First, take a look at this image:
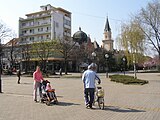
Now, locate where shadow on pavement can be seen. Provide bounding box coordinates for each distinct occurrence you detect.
[21,82,33,85]
[51,101,80,106]
[103,106,146,113]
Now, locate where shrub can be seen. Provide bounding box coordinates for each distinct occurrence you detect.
[109,74,148,85]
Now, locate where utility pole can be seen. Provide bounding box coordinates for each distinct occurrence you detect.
[0,39,2,93]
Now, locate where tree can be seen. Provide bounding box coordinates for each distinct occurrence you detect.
[55,37,76,74]
[0,20,16,70]
[0,20,14,92]
[21,43,31,73]
[135,0,160,67]
[31,40,57,73]
[0,21,13,43]
[118,20,145,65]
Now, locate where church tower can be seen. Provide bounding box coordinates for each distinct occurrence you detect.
[102,17,114,51]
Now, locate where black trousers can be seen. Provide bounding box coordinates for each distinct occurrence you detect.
[84,88,95,106]
[17,76,20,83]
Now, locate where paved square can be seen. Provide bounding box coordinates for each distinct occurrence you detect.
[0,72,160,120]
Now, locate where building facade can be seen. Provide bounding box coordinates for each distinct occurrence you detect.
[19,4,71,44]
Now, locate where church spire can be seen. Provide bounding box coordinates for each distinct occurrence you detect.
[104,17,111,32]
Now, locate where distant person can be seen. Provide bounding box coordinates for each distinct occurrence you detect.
[82,63,101,109]
[17,69,21,84]
[59,68,62,76]
[33,66,44,102]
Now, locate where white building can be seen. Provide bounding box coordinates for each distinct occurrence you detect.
[19,4,71,44]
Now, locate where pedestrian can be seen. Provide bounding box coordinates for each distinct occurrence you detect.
[17,69,21,84]
[33,66,44,102]
[59,68,62,76]
[82,63,101,109]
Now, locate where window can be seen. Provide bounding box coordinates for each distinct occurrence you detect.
[22,23,26,26]
[46,35,50,39]
[30,29,34,33]
[41,36,43,39]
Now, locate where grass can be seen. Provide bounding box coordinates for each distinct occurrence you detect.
[109,74,149,85]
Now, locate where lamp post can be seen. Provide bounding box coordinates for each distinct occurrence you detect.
[133,53,137,79]
[92,52,96,63]
[0,39,2,93]
[122,57,126,75]
[105,54,109,78]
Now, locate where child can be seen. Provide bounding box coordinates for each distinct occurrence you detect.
[45,82,57,101]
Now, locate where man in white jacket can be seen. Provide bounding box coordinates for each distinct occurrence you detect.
[82,63,101,109]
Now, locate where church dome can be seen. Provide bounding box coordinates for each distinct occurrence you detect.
[73,27,87,44]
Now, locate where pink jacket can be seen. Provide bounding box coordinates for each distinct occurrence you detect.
[33,70,44,82]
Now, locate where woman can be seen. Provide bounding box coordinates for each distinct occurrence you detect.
[33,66,44,102]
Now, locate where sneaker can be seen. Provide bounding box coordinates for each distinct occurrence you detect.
[86,104,90,108]
[89,105,93,109]
[34,99,38,103]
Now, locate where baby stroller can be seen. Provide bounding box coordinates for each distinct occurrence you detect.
[41,80,58,106]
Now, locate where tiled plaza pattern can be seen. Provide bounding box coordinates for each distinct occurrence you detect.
[0,72,160,120]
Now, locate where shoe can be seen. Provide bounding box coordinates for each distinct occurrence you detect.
[89,104,92,109]
[86,104,90,108]
[34,99,38,103]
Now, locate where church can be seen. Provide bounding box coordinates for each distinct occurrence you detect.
[102,17,114,51]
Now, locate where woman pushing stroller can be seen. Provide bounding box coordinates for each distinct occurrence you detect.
[33,66,44,102]
[33,66,58,105]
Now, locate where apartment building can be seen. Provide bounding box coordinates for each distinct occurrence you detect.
[19,4,71,44]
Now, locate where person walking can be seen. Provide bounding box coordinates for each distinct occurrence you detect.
[17,69,21,84]
[59,68,62,76]
[33,66,44,102]
[82,63,101,109]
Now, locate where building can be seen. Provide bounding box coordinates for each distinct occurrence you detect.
[102,17,114,51]
[19,4,71,44]
[2,4,72,73]
[2,38,21,70]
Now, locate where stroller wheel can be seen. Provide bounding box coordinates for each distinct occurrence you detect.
[46,101,51,106]
[53,100,58,104]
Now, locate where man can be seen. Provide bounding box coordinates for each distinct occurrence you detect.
[82,63,101,109]
[17,69,21,84]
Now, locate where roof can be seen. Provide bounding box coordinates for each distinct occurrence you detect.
[5,38,20,47]
[73,27,88,44]
[104,17,111,32]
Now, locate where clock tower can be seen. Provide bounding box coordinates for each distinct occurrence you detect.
[102,17,114,51]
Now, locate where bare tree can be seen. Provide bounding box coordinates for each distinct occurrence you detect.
[0,21,16,70]
[0,21,12,43]
[0,20,14,92]
[136,0,160,60]
[55,37,76,74]
[21,43,31,73]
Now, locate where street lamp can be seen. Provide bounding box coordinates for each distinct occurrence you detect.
[122,57,126,75]
[92,52,96,63]
[105,54,109,78]
[0,39,2,93]
[133,53,137,79]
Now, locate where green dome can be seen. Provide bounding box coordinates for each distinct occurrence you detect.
[73,27,87,44]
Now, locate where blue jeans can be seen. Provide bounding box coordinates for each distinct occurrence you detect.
[84,88,95,107]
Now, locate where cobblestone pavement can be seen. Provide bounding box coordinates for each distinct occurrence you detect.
[0,72,160,120]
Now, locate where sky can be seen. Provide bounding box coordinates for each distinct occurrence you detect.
[0,0,150,49]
